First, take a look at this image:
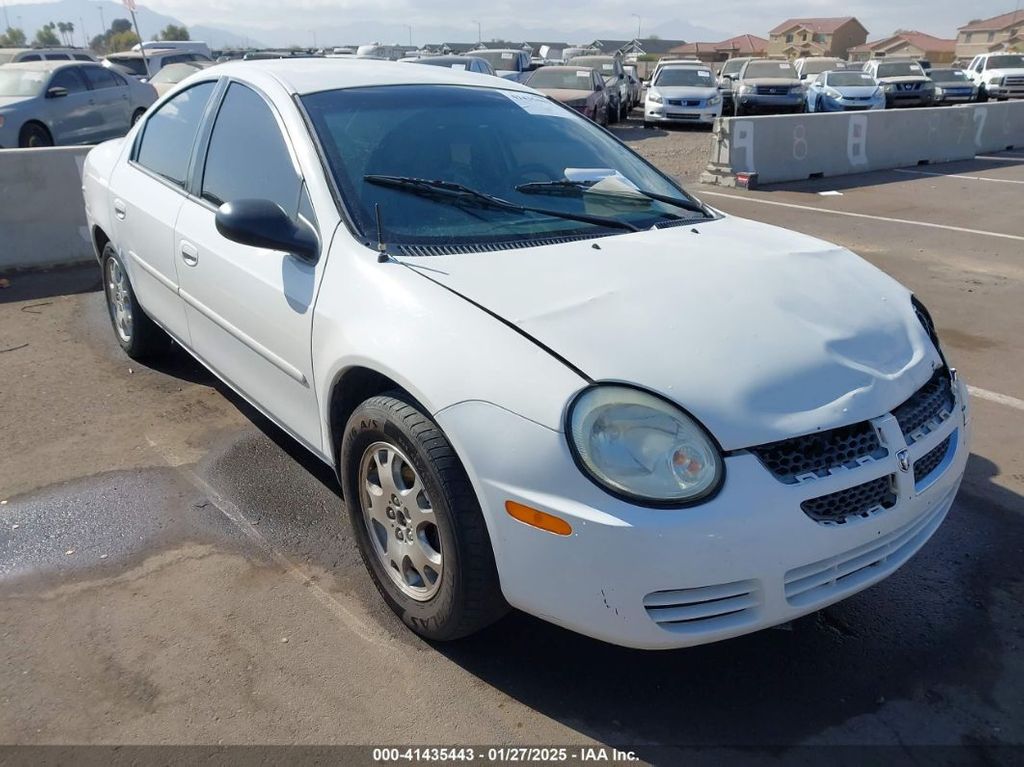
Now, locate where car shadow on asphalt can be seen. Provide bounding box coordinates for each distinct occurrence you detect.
[432,452,1023,752]
[0,264,102,305]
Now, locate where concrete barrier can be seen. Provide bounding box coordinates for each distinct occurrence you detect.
[0,146,94,272]
[701,101,1024,186]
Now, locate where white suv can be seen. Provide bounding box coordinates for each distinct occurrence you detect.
[964,52,1024,101]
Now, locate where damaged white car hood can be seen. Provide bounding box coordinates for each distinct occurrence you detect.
[403,214,940,450]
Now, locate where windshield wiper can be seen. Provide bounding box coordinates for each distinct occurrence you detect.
[364,175,639,232]
[515,179,711,218]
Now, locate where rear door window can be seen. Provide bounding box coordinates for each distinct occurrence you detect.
[81,66,120,90]
[50,67,89,94]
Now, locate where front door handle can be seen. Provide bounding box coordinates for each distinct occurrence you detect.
[113,200,126,220]
[180,241,199,267]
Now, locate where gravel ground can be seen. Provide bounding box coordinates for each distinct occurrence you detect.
[612,112,714,185]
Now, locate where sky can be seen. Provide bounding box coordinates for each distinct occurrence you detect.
[4,0,1020,45]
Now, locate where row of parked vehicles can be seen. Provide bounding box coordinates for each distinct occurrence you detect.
[642,52,1024,128]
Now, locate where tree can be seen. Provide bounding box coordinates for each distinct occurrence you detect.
[34,23,61,47]
[158,24,189,41]
[56,21,75,46]
[108,30,140,52]
[111,19,133,35]
[0,27,28,46]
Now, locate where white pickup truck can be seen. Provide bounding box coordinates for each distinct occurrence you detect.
[964,52,1024,101]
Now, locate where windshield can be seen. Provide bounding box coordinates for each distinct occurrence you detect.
[720,59,746,76]
[528,68,595,89]
[150,63,200,84]
[743,61,796,78]
[569,57,617,76]
[654,67,714,87]
[302,85,704,247]
[989,55,1024,69]
[106,56,148,76]
[876,62,924,78]
[474,50,520,69]
[929,69,967,81]
[825,71,876,87]
[801,59,842,76]
[0,68,48,97]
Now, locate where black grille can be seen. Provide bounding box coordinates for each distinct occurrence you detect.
[801,475,898,525]
[751,422,887,485]
[914,435,952,484]
[893,370,954,444]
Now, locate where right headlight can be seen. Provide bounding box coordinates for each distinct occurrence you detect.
[647,90,663,104]
[567,385,724,507]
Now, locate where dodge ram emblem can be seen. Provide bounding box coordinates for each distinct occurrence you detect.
[897,449,911,473]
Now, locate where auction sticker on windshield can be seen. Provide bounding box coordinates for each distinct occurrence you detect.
[502,91,573,118]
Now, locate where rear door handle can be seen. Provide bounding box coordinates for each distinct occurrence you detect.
[180,241,199,267]
[113,200,126,220]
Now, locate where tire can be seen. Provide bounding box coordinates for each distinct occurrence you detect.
[977,86,989,103]
[733,102,744,117]
[18,122,53,148]
[131,108,147,126]
[101,244,169,360]
[341,392,507,641]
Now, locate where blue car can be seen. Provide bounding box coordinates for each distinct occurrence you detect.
[806,70,885,113]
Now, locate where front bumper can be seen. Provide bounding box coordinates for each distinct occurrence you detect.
[884,91,935,107]
[437,378,970,650]
[986,85,1024,99]
[816,95,886,112]
[645,103,721,124]
[934,90,976,104]
[736,93,804,113]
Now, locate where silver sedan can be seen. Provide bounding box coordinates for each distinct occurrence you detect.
[0,61,156,148]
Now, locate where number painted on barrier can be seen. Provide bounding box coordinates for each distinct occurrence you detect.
[847,114,868,167]
[974,107,988,147]
[732,121,755,172]
[792,124,808,161]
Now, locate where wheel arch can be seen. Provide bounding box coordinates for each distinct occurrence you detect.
[18,119,52,144]
[92,225,111,264]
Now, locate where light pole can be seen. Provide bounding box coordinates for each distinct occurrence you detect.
[98,4,105,34]
[80,16,88,47]
[472,19,481,44]
[632,13,641,40]
[2,1,10,33]
[311,29,317,49]
[406,24,412,46]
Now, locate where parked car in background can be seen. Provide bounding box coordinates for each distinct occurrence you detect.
[805,70,884,112]
[623,64,641,108]
[82,58,969,651]
[794,57,846,84]
[644,62,722,128]
[861,59,935,108]
[525,65,610,124]
[104,49,213,80]
[409,56,495,76]
[732,59,804,115]
[470,49,533,82]
[133,41,213,60]
[927,68,978,105]
[565,55,628,121]
[964,53,1024,101]
[717,56,755,112]
[0,47,96,64]
[149,61,217,97]
[0,61,155,147]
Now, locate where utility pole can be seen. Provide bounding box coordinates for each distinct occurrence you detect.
[98,4,106,35]
[123,0,150,77]
[2,1,11,33]
[406,25,412,46]
[472,19,481,44]
[632,14,641,40]
[80,17,88,47]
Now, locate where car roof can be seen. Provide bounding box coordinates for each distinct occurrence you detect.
[207,58,534,95]
[1,60,98,72]
[658,61,710,68]
[538,65,594,72]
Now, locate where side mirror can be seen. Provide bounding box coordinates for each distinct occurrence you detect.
[216,199,319,262]
[46,86,69,99]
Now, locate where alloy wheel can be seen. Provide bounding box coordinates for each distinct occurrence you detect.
[359,441,443,601]
[105,257,133,344]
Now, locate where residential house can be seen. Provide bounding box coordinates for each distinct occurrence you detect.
[668,34,769,64]
[955,11,1024,58]
[847,31,956,63]
[590,38,689,60]
[768,17,869,59]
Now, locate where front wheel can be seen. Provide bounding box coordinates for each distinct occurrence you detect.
[977,86,989,103]
[131,108,147,126]
[18,122,53,148]
[341,393,507,641]
[101,244,168,360]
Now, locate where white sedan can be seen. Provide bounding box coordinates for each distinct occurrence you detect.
[82,60,969,650]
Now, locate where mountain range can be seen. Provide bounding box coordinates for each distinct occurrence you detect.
[2,0,729,50]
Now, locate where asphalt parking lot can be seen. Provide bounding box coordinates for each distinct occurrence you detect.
[1,117,1022,755]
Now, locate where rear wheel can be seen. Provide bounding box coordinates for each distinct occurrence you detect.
[341,393,507,641]
[101,244,169,360]
[977,86,989,103]
[18,122,53,148]
[131,108,147,126]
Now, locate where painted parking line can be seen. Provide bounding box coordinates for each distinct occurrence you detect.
[699,191,1024,242]
[893,168,1024,184]
[969,386,1024,413]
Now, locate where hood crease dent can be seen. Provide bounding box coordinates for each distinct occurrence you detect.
[402,216,939,450]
